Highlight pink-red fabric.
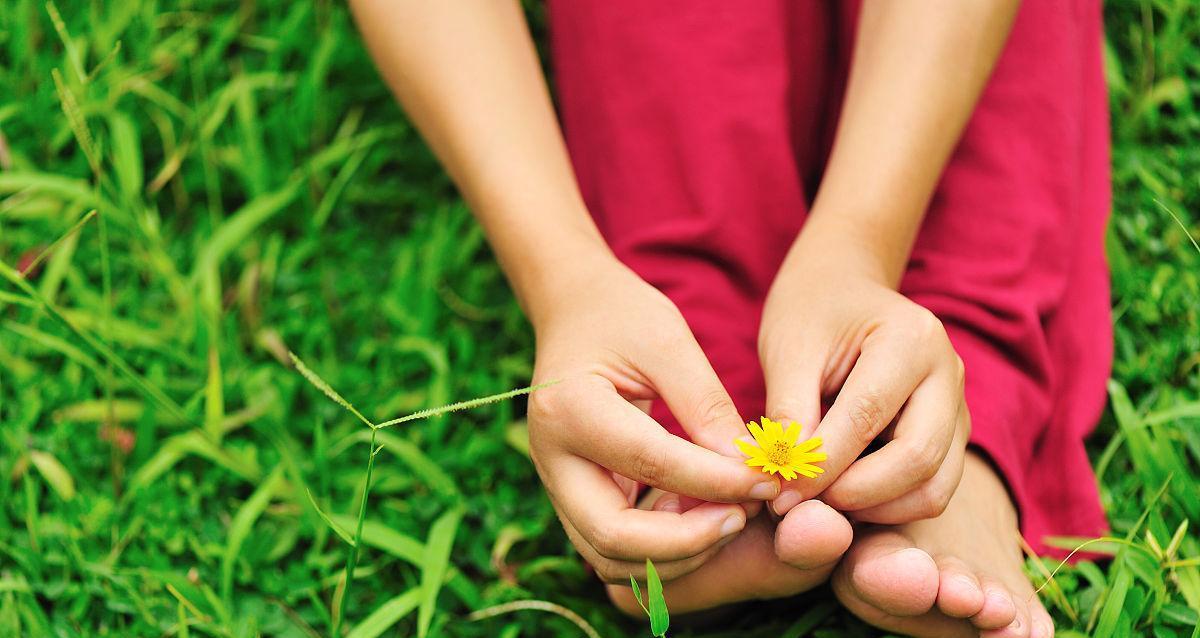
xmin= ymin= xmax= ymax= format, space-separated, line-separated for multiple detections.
xmin=546 ymin=0 xmax=1111 ymax=554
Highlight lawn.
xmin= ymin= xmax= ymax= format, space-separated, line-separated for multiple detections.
xmin=1 ymin=1 xmax=1198 ymax=636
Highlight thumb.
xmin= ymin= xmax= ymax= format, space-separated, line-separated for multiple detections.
xmin=763 ymin=361 xmax=824 ymax=439
xmin=762 ymin=359 xmax=826 ymax=516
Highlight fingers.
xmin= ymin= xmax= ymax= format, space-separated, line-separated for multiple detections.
xmin=542 ymin=452 xmax=748 ymax=564
xmin=771 ymin=335 xmax=923 ymax=511
xmin=534 ymin=375 xmax=778 ymax=502
xmin=821 ymin=377 xmax=964 ymax=512
xmin=639 ymin=331 xmax=749 ymax=457
xmin=840 ymin=403 xmax=968 ymax=523
xmin=762 ymin=358 xmax=826 ymax=440
xmin=557 ymin=504 xmax=730 ymax=583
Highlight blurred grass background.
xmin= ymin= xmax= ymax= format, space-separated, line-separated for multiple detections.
xmin=0 ymin=1 xmax=1198 ymax=636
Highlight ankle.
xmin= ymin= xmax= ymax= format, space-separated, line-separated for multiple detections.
xmin=961 ymin=451 xmax=1019 ymax=529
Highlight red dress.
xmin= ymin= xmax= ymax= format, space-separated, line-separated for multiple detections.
xmin=546 ymin=0 xmax=1111 ymax=554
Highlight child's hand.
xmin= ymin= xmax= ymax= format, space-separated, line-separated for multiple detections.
xmin=526 ymin=255 xmax=780 ymax=583
xmin=758 ymin=242 xmax=970 ymax=524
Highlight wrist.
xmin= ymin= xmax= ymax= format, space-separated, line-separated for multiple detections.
xmin=496 ymin=220 xmax=621 ymax=329
xmin=781 ymin=213 xmax=898 ymax=288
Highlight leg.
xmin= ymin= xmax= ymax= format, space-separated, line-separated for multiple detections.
xmin=823 ymin=0 xmax=1112 ymax=636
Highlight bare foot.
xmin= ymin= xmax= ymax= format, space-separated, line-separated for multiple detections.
xmin=607 ymin=489 xmax=853 ymax=615
xmin=826 ymin=452 xmax=1054 ymax=637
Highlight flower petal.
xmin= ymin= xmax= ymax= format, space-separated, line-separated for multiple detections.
xmin=735 ymin=438 xmax=763 ymax=458
xmin=783 ymin=421 xmax=801 ymax=445
xmin=795 ymin=436 xmax=823 ymax=453
xmin=748 ymin=421 xmax=766 ymax=445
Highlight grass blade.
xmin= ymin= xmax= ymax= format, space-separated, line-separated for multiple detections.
xmin=374 ymin=381 xmax=556 ymax=429
xmin=331 ymin=432 xmax=382 ymax=636
xmin=18 ymin=209 xmax=95 ymax=277
xmin=28 ymin=451 xmax=76 ymax=500
xmin=0 ymin=259 xmax=188 ymax=423
xmin=288 ymin=351 xmax=373 ymax=428
xmin=305 ymin=489 xmax=356 ymax=547
xmin=328 ymin=514 xmax=424 ymax=565
xmin=418 ymin=506 xmax=464 ymax=638
xmin=468 ymin=600 xmax=603 ymax=638
xmin=344 ymin=588 xmax=421 ymax=638
xmin=221 ymin=466 xmax=286 ymax=603
xmin=645 ymin=558 xmax=669 ymax=637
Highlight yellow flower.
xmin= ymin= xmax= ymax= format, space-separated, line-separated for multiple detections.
xmin=735 ymin=417 xmax=826 ymax=481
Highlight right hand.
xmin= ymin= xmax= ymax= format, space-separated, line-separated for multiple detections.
xmin=526 ymin=254 xmax=780 ymax=583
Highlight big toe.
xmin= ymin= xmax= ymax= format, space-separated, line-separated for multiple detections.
xmin=836 ymin=530 xmax=940 ymax=617
xmin=775 ymin=500 xmax=853 ymax=569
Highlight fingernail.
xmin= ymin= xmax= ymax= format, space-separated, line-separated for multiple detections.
xmin=772 ymin=489 xmax=802 ymax=515
xmin=654 ymin=494 xmax=681 ymax=513
xmin=749 ymin=480 xmax=779 ymax=500
xmin=719 ymin=514 xmax=744 ymax=538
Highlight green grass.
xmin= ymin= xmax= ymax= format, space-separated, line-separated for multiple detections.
xmin=0 ymin=0 xmax=1198 ymax=636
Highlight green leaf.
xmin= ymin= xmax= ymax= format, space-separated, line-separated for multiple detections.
xmin=305 ymin=489 xmax=356 ymax=547
xmin=329 ymin=514 xmax=424 ymax=565
xmin=28 ymin=451 xmax=75 ymax=500
xmin=629 ymin=577 xmax=648 ymax=616
xmin=221 ymin=466 xmax=286 ymax=602
xmin=645 ymin=559 xmax=669 ymax=637
xmin=347 ymin=430 xmax=458 ymax=498
xmin=345 ymin=588 xmax=421 ymax=638
xmin=1094 ymin=568 xmax=1132 ymax=638
xmin=418 ymin=507 xmax=464 ymax=638
xmin=127 ymin=430 xmax=260 ymax=493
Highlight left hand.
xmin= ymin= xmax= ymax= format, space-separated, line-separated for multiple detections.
xmin=757 ymin=235 xmax=970 ymax=524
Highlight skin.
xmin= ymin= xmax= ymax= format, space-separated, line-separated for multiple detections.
xmin=351 ymin=1 xmax=1055 ymax=636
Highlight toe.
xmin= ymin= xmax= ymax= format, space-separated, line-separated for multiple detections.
xmin=774 ymin=500 xmax=853 ymax=569
xmin=1028 ymin=601 xmax=1055 ymax=638
xmin=982 ymin=592 xmax=1031 ymax=638
xmin=837 ymin=530 xmax=940 ymax=617
xmin=972 ymin=578 xmax=1018 ymax=630
xmin=934 ymin=557 xmax=985 ymax=618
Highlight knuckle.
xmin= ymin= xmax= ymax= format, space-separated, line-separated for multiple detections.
xmin=953 ymin=354 xmax=966 ymax=385
xmin=589 ymin=525 xmax=624 ymax=559
xmin=593 ymin=558 xmax=625 ymax=584
xmin=693 ymin=388 xmax=739 ymax=430
xmin=527 ymin=383 xmax=565 ymax=421
xmin=917 ymin=484 xmax=952 ymax=518
xmin=629 ymin=445 xmax=669 ymax=487
xmin=822 ymin=486 xmax=863 ymax=512
xmin=768 ymin=399 xmax=809 ymax=425
xmin=912 ymin=307 xmax=946 ymax=338
xmin=907 ymin=439 xmax=944 ymax=483
xmin=846 ymin=391 xmax=887 ymax=443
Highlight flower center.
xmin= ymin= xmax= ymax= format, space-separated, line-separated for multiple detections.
xmin=767 ymin=441 xmax=791 ymax=466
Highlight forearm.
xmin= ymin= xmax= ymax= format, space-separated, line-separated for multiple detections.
xmin=792 ymin=0 xmax=1019 ymax=287
xmin=350 ymin=0 xmax=611 ymax=323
